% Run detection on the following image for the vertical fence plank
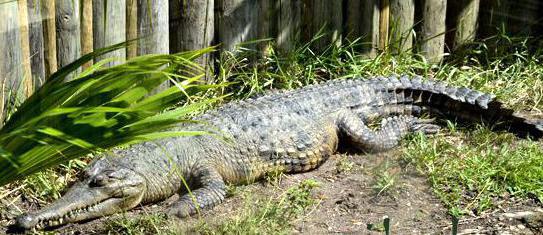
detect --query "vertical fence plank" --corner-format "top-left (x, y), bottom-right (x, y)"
top-left (277, 0), bottom-right (301, 53)
top-left (0, 2), bottom-right (24, 126)
top-left (478, 0), bottom-right (510, 39)
top-left (137, 0), bottom-right (169, 91)
top-left (93, 0), bottom-right (126, 66)
top-left (301, 0), bottom-right (342, 51)
top-left (56, 0), bottom-right (81, 79)
top-left (126, 0), bottom-right (138, 59)
top-left (18, 0), bottom-right (33, 97)
top-left (390, 0), bottom-right (415, 53)
top-left (379, 0), bottom-right (390, 51)
top-left (27, 0), bottom-right (45, 89)
top-left (137, 0), bottom-right (169, 55)
top-left (169, 0), bottom-right (214, 80)
top-left (509, 0), bottom-right (538, 36)
top-left (346, 0), bottom-right (380, 56)
top-left (81, 0), bottom-right (93, 69)
top-left (42, 0), bottom-right (57, 77)
top-left (217, 0), bottom-right (259, 51)
top-left (258, 0), bottom-right (273, 56)
top-left (361, 0), bottom-right (380, 57)
top-left (420, 0), bottom-right (447, 63)
top-left (447, 0), bottom-right (480, 50)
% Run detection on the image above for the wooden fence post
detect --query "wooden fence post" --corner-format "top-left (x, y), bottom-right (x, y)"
top-left (478, 0), bottom-right (510, 39)
top-left (169, 0), bottom-right (214, 80)
top-left (27, 0), bottom-right (46, 89)
top-left (0, 2), bottom-right (24, 126)
top-left (420, 0), bottom-right (447, 63)
top-left (18, 0), bottom-right (33, 97)
top-left (42, 0), bottom-right (57, 78)
top-left (301, 0), bottom-right (342, 51)
top-left (447, 0), bottom-right (480, 50)
top-left (346, 0), bottom-right (380, 57)
top-left (258, 0), bottom-right (273, 56)
top-left (361, 0), bottom-right (380, 57)
top-left (137, 0), bottom-right (169, 91)
top-left (56, 0), bottom-right (81, 79)
top-left (276, 0), bottom-right (301, 53)
top-left (379, 0), bottom-right (390, 51)
top-left (126, 0), bottom-right (138, 59)
top-left (509, 0), bottom-right (538, 36)
top-left (81, 0), bottom-right (93, 69)
top-left (390, 0), bottom-right (415, 53)
top-left (217, 0), bottom-right (259, 52)
top-left (93, 0), bottom-right (126, 67)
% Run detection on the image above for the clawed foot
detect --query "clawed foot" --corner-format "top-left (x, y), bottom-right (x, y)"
top-left (166, 203), bottom-right (192, 218)
top-left (411, 118), bottom-right (441, 134)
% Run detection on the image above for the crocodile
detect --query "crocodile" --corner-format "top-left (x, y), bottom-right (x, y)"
top-left (15, 76), bottom-right (543, 230)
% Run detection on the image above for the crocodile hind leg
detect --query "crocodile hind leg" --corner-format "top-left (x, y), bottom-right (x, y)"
top-left (337, 110), bottom-right (439, 152)
top-left (167, 165), bottom-right (226, 218)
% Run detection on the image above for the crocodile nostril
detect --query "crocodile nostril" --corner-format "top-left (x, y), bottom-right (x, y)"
top-left (15, 214), bottom-right (37, 229)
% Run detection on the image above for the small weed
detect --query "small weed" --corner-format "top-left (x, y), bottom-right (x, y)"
top-left (196, 179), bottom-right (321, 234)
top-left (335, 157), bottom-right (356, 174)
top-left (105, 213), bottom-right (176, 235)
top-left (16, 159), bottom-right (88, 204)
top-left (373, 171), bottom-right (397, 196)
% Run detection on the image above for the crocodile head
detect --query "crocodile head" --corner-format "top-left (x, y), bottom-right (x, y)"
top-left (15, 159), bottom-right (146, 230)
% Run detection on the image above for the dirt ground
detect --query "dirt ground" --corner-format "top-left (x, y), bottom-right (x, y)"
top-left (2, 150), bottom-right (542, 234)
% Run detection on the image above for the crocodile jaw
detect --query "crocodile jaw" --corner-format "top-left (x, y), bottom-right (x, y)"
top-left (15, 167), bottom-right (146, 230)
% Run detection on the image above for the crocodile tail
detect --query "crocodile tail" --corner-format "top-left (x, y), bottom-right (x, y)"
top-left (371, 75), bottom-right (543, 139)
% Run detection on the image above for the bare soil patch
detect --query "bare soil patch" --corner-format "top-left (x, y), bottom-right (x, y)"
top-left (2, 150), bottom-right (542, 234)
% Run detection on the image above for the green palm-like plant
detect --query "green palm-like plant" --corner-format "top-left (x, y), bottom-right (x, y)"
top-left (0, 42), bottom-right (217, 186)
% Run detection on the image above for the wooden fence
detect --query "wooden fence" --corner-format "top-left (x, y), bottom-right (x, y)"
top-left (0, 0), bottom-right (542, 125)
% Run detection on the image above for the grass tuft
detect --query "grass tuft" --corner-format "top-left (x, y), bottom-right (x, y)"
top-left (196, 179), bottom-right (321, 234)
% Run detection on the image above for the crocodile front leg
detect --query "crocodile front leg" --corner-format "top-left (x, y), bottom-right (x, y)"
top-left (337, 110), bottom-right (439, 152)
top-left (168, 164), bottom-right (226, 218)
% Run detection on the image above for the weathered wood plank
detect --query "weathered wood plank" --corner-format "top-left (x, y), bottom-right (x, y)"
top-left (360, 0), bottom-right (380, 57)
top-left (93, 0), bottom-right (126, 67)
top-left (276, 0), bottom-right (302, 53)
top-left (42, 0), bottom-right (57, 77)
top-left (346, 0), bottom-right (380, 56)
top-left (217, 0), bottom-right (259, 51)
top-left (0, 2), bottom-right (24, 126)
top-left (137, 0), bottom-right (169, 55)
top-left (301, 0), bottom-right (342, 51)
top-left (56, 0), bottom-right (81, 79)
top-left (137, 0), bottom-right (169, 91)
top-left (447, 0), bottom-right (480, 50)
top-left (27, 0), bottom-right (46, 89)
top-left (508, 0), bottom-right (538, 35)
top-left (258, 0), bottom-right (273, 56)
top-left (126, 0), bottom-right (137, 59)
top-left (478, 0), bottom-right (510, 39)
top-left (169, 0), bottom-right (214, 80)
top-left (379, 0), bottom-right (390, 51)
top-left (18, 0), bottom-right (33, 97)
top-left (81, 0), bottom-right (93, 69)
top-left (390, 0), bottom-right (415, 53)
top-left (420, 0), bottom-right (447, 63)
